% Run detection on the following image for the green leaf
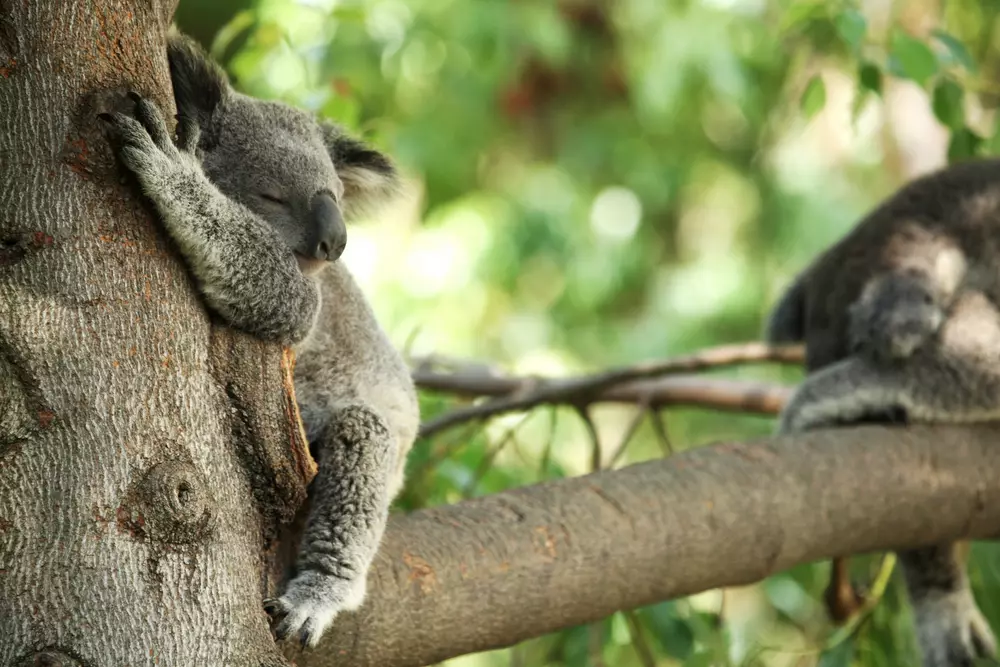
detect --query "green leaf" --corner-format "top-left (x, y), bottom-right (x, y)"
top-left (779, 1), bottom-right (830, 33)
top-left (948, 126), bottom-right (984, 162)
top-left (933, 29), bottom-right (977, 73)
top-left (800, 75), bottom-right (827, 119)
top-left (888, 29), bottom-right (939, 86)
top-left (932, 79), bottom-right (965, 129)
top-left (858, 61), bottom-right (882, 96)
top-left (818, 635), bottom-right (855, 667)
top-left (683, 650), bottom-right (715, 667)
top-left (834, 9), bottom-right (866, 53)
top-left (640, 602), bottom-right (695, 659)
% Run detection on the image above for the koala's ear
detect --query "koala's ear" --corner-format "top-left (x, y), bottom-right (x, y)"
top-left (321, 122), bottom-right (400, 220)
top-left (166, 29), bottom-right (230, 132)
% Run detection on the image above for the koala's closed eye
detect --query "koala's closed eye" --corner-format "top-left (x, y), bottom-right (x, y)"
top-left (258, 192), bottom-right (287, 206)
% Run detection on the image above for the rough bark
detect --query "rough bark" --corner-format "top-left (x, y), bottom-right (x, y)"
top-left (288, 425), bottom-right (1000, 667)
top-left (0, 3), bottom-right (310, 665)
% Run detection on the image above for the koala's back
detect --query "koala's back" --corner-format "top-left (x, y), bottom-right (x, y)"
top-left (293, 263), bottom-right (418, 483)
top-left (795, 158), bottom-right (1000, 370)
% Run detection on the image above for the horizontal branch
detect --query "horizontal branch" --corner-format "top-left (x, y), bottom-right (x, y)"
top-left (286, 424), bottom-right (1000, 667)
top-left (415, 342), bottom-right (803, 437)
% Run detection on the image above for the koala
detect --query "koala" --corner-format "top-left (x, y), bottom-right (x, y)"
top-left (767, 158), bottom-right (1000, 666)
top-left (99, 32), bottom-right (419, 647)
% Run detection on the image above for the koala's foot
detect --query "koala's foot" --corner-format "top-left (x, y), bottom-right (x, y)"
top-left (913, 590), bottom-right (998, 667)
top-left (98, 92), bottom-right (201, 192)
top-left (264, 570), bottom-right (367, 648)
top-left (849, 276), bottom-right (944, 362)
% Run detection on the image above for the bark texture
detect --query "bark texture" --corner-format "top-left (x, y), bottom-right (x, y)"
top-left (0, 3), bottom-right (310, 665)
top-left (289, 424), bottom-right (1000, 667)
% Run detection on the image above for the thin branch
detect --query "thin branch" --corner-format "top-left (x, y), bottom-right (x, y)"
top-left (418, 376), bottom-right (794, 439)
top-left (649, 408), bottom-right (674, 456)
top-left (412, 342), bottom-right (804, 399)
top-left (289, 424), bottom-right (1000, 667)
top-left (607, 402), bottom-right (651, 468)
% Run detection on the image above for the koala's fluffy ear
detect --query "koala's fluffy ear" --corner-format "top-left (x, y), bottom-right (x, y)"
top-left (166, 29), bottom-right (231, 135)
top-left (321, 122), bottom-right (400, 220)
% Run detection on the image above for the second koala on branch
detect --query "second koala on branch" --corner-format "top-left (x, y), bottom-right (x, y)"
top-left (100, 32), bottom-right (419, 648)
top-left (768, 159), bottom-right (1000, 667)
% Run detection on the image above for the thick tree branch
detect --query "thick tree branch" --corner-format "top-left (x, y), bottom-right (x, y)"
top-left (286, 424), bottom-right (1000, 667)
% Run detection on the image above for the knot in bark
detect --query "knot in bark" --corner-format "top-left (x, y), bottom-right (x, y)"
top-left (118, 461), bottom-right (213, 545)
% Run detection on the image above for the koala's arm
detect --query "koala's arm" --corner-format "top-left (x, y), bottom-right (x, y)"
top-left (100, 96), bottom-right (319, 346)
top-left (266, 262), bottom-right (418, 647)
top-left (780, 290), bottom-right (1000, 434)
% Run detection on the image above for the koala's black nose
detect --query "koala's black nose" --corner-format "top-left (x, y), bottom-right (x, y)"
top-left (309, 192), bottom-right (347, 262)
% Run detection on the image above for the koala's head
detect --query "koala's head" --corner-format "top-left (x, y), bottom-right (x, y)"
top-left (166, 33), bottom-right (398, 275)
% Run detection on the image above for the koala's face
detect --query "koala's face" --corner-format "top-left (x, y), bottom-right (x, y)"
top-left (167, 32), bottom-right (398, 276)
top-left (200, 96), bottom-right (346, 275)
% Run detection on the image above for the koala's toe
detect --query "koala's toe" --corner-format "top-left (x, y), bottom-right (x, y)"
top-left (128, 93), bottom-right (174, 155)
top-left (263, 597), bottom-right (286, 621)
top-left (968, 608), bottom-right (997, 659)
top-left (914, 592), bottom-right (997, 667)
top-left (265, 584), bottom-right (341, 648)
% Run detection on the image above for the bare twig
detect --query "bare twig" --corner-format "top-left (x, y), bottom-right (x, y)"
top-left (649, 408), bottom-right (674, 456)
top-left (607, 402), bottom-right (651, 468)
top-left (413, 343), bottom-right (801, 438)
top-left (418, 376), bottom-right (794, 438)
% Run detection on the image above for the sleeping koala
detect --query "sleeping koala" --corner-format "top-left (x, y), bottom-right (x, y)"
top-left (768, 158), bottom-right (1000, 667)
top-left (100, 31), bottom-right (419, 647)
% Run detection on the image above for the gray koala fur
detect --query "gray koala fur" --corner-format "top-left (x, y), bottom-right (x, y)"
top-left (767, 158), bottom-right (1000, 666)
top-left (100, 31), bottom-right (418, 648)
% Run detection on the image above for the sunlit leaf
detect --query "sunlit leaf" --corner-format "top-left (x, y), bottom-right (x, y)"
top-left (834, 8), bottom-right (866, 53)
top-left (779, 1), bottom-right (830, 33)
top-left (888, 29), bottom-right (939, 86)
top-left (801, 74), bottom-right (827, 119)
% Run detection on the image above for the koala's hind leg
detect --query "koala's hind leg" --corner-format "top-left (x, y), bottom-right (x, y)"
top-left (899, 544), bottom-right (997, 667)
top-left (265, 404), bottom-right (394, 648)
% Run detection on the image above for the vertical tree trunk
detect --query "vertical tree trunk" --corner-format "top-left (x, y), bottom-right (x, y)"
top-left (0, 3), bottom-right (311, 664)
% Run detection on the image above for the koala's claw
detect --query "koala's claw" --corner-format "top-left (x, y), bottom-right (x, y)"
top-left (914, 594), bottom-right (998, 667)
top-left (264, 571), bottom-right (368, 648)
top-left (100, 93), bottom-right (202, 192)
top-left (128, 91), bottom-right (175, 155)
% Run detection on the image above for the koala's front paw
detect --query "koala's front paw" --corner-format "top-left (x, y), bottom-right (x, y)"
top-left (849, 280), bottom-right (943, 362)
top-left (913, 592), bottom-right (998, 667)
top-left (98, 92), bottom-right (201, 192)
top-left (264, 570), bottom-right (367, 648)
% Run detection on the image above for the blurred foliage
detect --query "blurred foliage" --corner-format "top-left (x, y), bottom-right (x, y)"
top-left (176, 0), bottom-right (1000, 665)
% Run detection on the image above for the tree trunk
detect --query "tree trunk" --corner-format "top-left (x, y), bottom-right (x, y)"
top-left (0, 3), bottom-right (311, 665)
